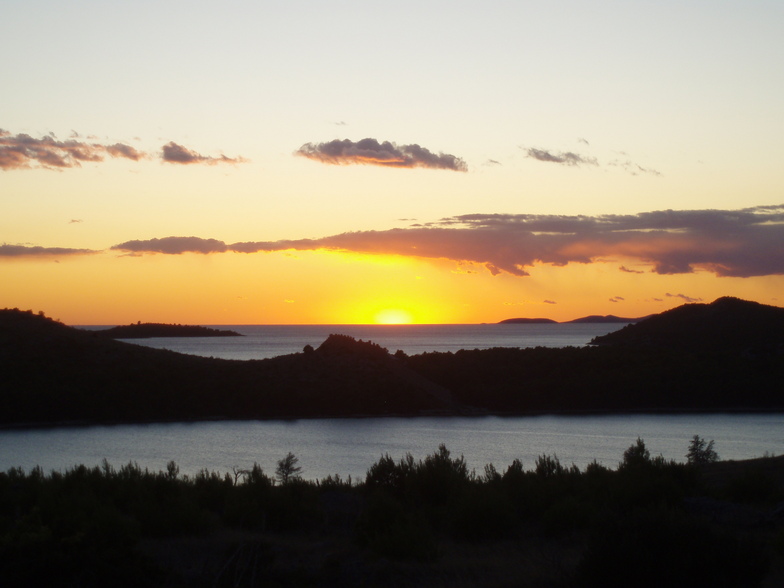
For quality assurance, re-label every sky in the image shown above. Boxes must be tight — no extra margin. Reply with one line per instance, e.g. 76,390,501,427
2,0,783,325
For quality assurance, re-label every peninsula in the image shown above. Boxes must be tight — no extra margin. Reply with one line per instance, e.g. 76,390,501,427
92,322,242,339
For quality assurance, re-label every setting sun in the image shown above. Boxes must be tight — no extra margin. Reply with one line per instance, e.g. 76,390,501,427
374,309,413,324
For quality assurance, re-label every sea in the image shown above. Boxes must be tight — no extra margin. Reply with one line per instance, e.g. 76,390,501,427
2,323,781,480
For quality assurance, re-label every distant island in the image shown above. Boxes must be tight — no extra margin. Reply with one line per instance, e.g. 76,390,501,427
500,314,648,324
498,317,557,324
1,297,782,427
91,322,243,339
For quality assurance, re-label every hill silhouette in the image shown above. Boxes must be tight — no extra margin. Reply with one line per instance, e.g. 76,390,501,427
590,297,784,354
1,298,783,426
0,310,452,426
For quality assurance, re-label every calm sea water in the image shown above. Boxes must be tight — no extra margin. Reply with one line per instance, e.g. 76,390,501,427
2,415,781,481
5,324,781,479
79,323,628,360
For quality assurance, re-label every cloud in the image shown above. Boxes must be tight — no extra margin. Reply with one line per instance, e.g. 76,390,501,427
666,293,703,303
226,204,784,278
160,142,246,165
106,143,145,161
524,143,659,175
525,147,598,167
609,296,625,303
111,236,229,254
0,128,246,169
0,243,96,257
0,129,148,170
107,204,784,280
608,158,661,176
295,138,467,171
619,265,644,274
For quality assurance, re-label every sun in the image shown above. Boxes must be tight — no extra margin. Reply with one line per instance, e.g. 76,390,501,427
374,309,413,324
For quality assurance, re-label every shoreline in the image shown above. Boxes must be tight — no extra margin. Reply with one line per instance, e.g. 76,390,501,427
3,405,783,431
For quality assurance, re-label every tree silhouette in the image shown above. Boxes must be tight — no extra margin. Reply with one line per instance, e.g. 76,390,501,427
275,452,302,484
686,435,718,464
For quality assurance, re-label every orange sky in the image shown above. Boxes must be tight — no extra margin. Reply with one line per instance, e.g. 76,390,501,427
2,2,783,324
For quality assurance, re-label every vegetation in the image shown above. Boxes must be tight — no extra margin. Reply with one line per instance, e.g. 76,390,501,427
1,440,782,587
686,434,719,465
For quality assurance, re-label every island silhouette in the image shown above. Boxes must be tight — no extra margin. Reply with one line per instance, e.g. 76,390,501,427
93,322,242,339
1,297,782,427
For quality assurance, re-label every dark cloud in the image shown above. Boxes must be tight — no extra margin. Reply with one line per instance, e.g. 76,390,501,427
0,244,95,257
525,148,598,167
111,236,229,255
0,129,147,170
295,138,467,171
619,265,644,274
161,142,246,165
106,205,784,280
609,296,625,303
225,204,784,278
543,300,557,305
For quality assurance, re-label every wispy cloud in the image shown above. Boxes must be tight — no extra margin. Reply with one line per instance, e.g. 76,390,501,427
608,158,661,176
295,138,467,171
666,293,703,303
161,142,246,165
103,204,784,279
525,147,598,167
0,244,96,256
523,143,659,176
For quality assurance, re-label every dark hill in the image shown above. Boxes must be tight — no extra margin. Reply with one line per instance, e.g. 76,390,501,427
0,309,453,426
589,297,784,354
2,300,783,427
92,323,242,338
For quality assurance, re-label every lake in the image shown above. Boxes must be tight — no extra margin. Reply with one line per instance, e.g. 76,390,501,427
2,414,781,480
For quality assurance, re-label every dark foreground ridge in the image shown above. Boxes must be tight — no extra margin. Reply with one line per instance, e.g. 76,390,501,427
91,322,243,338
1,297,783,427
1,441,782,587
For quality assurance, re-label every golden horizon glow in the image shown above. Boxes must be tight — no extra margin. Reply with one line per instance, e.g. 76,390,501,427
373,309,414,324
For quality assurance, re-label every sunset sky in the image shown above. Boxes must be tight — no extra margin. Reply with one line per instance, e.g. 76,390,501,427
2,1,783,325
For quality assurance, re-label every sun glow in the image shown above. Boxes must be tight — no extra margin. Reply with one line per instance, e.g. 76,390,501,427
374,309,414,324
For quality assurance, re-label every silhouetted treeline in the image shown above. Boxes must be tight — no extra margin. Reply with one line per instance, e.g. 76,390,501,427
1,441,781,587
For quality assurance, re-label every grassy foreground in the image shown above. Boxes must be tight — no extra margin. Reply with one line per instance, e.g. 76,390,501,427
1,441,783,587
